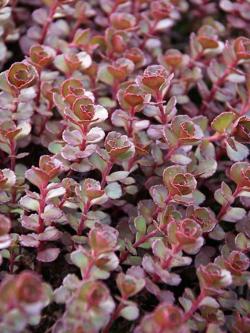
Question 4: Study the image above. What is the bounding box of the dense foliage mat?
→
[0,0,249,332]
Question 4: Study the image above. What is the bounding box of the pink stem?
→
[205,132,226,143]
[162,243,182,269]
[120,228,159,264]
[37,186,48,233]
[77,200,91,236]
[127,106,135,137]
[9,139,16,171]
[201,60,238,113]
[102,302,124,333]
[165,145,179,160]
[80,124,88,151]
[39,0,59,45]
[101,160,113,188]
[183,289,206,322]
[217,185,241,221]
[156,92,167,124]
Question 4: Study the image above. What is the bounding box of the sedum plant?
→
[0,0,249,332]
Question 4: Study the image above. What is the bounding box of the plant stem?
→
[156,92,167,124]
[77,200,91,236]
[102,302,124,333]
[120,228,159,264]
[201,60,238,113]
[69,15,85,43]
[127,106,135,137]
[101,160,113,188]
[217,185,241,221]
[165,145,178,160]
[9,139,16,171]
[205,132,226,143]
[9,251,16,274]
[38,186,48,233]
[239,99,250,116]
[80,124,88,151]
[183,289,206,322]
[9,137,18,203]
[39,0,59,44]
[162,243,182,269]
[82,256,95,280]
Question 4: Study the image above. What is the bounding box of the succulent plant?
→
[0,1,249,332]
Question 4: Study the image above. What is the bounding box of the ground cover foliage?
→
[0,0,250,332]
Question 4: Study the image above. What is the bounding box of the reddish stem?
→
[162,243,182,270]
[58,193,67,209]
[108,0,119,19]
[9,139,16,171]
[101,160,113,188]
[9,139,17,203]
[80,124,88,151]
[69,15,86,43]
[37,186,48,233]
[9,251,16,274]
[183,289,206,322]
[77,200,91,236]
[120,228,159,264]
[111,81,119,101]
[156,92,167,124]
[131,0,140,22]
[39,0,59,45]
[239,100,250,116]
[140,19,158,49]
[201,60,238,113]
[12,93,19,115]
[102,302,124,333]
[35,68,41,108]
[127,106,135,137]
[165,145,179,160]
[37,116,49,137]
[205,132,226,143]
[81,253,96,280]
[217,185,241,221]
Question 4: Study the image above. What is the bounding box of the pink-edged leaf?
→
[38,226,62,241]
[37,247,60,262]
[20,234,39,248]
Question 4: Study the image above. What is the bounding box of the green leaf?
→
[134,216,146,235]
[20,195,39,211]
[89,152,108,172]
[120,303,139,320]
[226,138,249,162]
[105,182,122,199]
[193,159,217,178]
[149,184,168,208]
[106,171,129,182]
[222,207,246,222]
[97,65,114,85]
[70,250,89,269]
[152,239,166,259]
[46,186,65,200]
[211,112,235,133]
[0,71,12,94]
[48,142,63,154]
[214,182,233,205]
[25,167,48,189]
[91,266,110,280]
[125,239,137,255]
[193,190,206,205]
[230,162,249,185]
[200,296,219,308]
[235,233,250,250]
